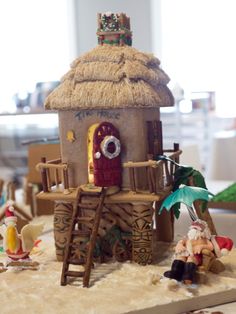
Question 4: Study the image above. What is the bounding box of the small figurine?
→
[0,200,44,268]
[164,219,233,285]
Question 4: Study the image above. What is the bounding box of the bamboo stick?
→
[47,158,62,164]
[36,162,68,171]
[163,149,182,156]
[123,160,159,168]
[63,168,70,194]
[46,168,51,191]
[164,161,171,186]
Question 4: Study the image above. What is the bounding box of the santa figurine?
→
[0,200,44,265]
[164,219,234,285]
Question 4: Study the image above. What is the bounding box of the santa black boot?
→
[182,262,197,285]
[164,260,185,281]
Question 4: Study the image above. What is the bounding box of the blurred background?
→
[0,0,236,184]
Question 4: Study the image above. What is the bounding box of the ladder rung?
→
[71,230,90,237]
[76,216,94,223]
[78,203,97,209]
[65,270,84,277]
[68,258,85,265]
[80,191,102,197]
[61,188,106,287]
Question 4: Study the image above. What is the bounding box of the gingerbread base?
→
[0,221,236,314]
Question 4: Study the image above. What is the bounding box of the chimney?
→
[97,12,132,46]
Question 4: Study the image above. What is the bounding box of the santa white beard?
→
[187,228,203,240]
[187,228,211,241]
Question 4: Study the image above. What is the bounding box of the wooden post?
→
[164,161,172,186]
[129,167,136,192]
[146,121,154,155]
[119,13,125,28]
[55,169,60,188]
[151,167,157,193]
[147,167,155,193]
[0,179,4,198]
[153,120,163,155]
[7,182,16,201]
[155,164,164,192]
[46,167,52,191]
[188,176,217,235]
[132,204,153,265]
[155,200,174,242]
[40,157,49,192]
[97,13,102,29]
[147,154,154,193]
[63,168,70,194]
[27,183,35,217]
[146,120,163,157]
[174,143,180,171]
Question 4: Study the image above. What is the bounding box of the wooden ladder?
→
[60,187,106,287]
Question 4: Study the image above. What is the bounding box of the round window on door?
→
[100,135,121,159]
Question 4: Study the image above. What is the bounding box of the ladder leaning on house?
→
[61,187,106,287]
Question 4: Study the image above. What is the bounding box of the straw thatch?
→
[45,45,174,110]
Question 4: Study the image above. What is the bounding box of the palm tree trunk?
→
[188,176,217,235]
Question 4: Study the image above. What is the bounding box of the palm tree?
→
[159,185,214,220]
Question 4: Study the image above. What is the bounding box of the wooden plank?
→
[153,120,163,155]
[36,189,164,203]
[146,121,154,155]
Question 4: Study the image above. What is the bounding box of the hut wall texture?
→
[59,108,160,188]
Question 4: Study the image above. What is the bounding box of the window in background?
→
[160,0,236,117]
[0,0,74,114]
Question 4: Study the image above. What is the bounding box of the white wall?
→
[73,0,153,55]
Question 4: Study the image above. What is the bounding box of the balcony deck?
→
[36,185,172,203]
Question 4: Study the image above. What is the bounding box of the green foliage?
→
[211,183,236,202]
[159,185,213,219]
[173,166,207,191]
[171,166,208,218]
[91,225,131,258]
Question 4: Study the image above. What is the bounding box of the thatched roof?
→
[45,45,174,110]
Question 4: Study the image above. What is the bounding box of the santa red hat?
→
[4,200,17,225]
[211,235,234,257]
[191,219,207,232]
[190,219,211,239]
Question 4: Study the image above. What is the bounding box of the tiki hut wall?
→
[59,107,160,188]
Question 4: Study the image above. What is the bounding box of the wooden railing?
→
[36,148,182,196]
[36,157,71,194]
[123,149,182,194]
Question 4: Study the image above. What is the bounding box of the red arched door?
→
[93,122,122,187]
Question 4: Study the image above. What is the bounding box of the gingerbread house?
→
[36,13,181,283]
